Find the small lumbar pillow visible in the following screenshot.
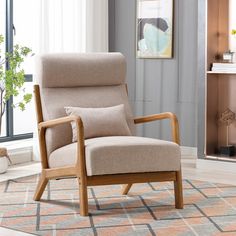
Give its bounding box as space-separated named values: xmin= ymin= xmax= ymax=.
xmin=65 ymin=104 xmax=131 ymax=142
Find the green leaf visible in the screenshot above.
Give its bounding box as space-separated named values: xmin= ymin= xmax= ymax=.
xmin=18 ymin=102 xmax=25 ymax=111
xmin=0 ymin=35 xmax=3 ymax=44
xmin=23 ymin=93 xmax=32 ymax=103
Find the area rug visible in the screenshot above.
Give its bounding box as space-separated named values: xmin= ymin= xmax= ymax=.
xmin=1 ymin=175 xmax=236 ymax=236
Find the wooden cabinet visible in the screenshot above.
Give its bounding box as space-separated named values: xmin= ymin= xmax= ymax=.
xmin=206 ymin=72 xmax=236 ymax=161
xmin=198 ymin=0 xmax=236 ymax=163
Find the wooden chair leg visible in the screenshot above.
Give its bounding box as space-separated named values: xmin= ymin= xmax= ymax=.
xmin=174 ymin=170 xmax=184 ymax=209
xmin=34 ymin=173 xmax=48 ymax=201
xmin=121 ymin=184 xmax=132 ymax=195
xmin=78 ymin=177 xmax=89 ymax=216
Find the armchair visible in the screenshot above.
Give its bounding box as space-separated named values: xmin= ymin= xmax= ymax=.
xmin=34 ymin=53 xmax=183 ymax=216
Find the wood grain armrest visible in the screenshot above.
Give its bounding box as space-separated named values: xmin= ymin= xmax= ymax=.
xmin=38 ymin=115 xmax=85 ymax=171
xmin=134 ymin=112 xmax=180 ymax=144
xmin=38 ymin=115 xmax=82 ymax=130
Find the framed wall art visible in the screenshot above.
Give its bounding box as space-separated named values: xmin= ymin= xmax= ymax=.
xmin=136 ymin=0 xmax=174 ymax=59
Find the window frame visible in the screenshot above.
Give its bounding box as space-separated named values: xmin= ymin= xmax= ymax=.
xmin=0 ymin=0 xmax=33 ymax=142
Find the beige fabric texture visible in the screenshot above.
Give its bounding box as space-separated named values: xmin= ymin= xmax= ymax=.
xmin=40 ymin=85 xmax=136 ymax=156
xmin=36 ymin=53 xmax=136 ymax=156
xmin=65 ymin=105 xmax=131 ymax=141
xmin=35 ymin=53 xmax=126 ymax=88
xmin=49 ymin=136 xmax=181 ymax=176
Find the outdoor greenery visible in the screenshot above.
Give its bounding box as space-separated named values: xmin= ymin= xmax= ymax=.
xmin=232 ymin=29 xmax=236 ymax=36
xmin=0 ymin=34 xmax=33 ymax=134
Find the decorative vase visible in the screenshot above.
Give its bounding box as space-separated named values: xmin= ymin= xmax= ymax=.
xmin=0 ymin=147 xmax=11 ymax=174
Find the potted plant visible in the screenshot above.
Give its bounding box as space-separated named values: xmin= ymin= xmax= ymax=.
xmin=0 ymin=34 xmax=33 ymax=173
xmin=0 ymin=147 xmax=11 ymax=174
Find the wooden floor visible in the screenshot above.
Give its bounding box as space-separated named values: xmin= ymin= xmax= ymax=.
xmin=1 ymin=155 xmax=236 ymax=235
xmin=0 ymin=226 xmax=34 ymax=236
xmin=182 ymin=156 xmax=236 ymax=185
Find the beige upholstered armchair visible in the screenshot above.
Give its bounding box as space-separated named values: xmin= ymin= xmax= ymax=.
xmin=34 ymin=53 xmax=183 ymax=216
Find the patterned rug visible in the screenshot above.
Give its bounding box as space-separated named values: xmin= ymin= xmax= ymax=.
xmin=1 ymin=175 xmax=236 ymax=236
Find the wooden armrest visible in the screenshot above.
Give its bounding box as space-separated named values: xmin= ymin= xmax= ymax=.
xmin=38 ymin=115 xmax=85 ymax=171
xmin=38 ymin=115 xmax=82 ymax=130
xmin=134 ymin=112 xmax=180 ymax=144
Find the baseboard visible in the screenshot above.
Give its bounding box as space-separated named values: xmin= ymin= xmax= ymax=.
xmin=180 ymin=146 xmax=197 ymax=158
xmin=8 ymin=148 xmax=32 ymax=165
xmin=197 ymin=159 xmax=236 ymax=174
xmin=1 ymin=139 xmax=33 ymax=165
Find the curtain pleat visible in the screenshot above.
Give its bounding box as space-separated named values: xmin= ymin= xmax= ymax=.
xmin=37 ymin=0 xmax=108 ymax=53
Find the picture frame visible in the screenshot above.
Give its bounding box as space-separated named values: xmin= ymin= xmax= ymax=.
xmin=136 ymin=0 xmax=174 ymax=59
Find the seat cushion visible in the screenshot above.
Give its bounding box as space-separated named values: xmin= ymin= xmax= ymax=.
xmin=48 ymin=136 xmax=181 ymax=176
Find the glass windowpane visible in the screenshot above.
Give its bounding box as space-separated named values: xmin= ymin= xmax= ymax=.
xmin=13 ymin=0 xmax=37 ymax=74
xmin=0 ymin=0 xmax=7 ymax=137
xmin=13 ymin=82 xmax=35 ymax=135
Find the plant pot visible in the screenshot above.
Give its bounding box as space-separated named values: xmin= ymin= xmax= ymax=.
xmin=0 ymin=156 xmax=8 ymax=174
xmin=0 ymin=147 xmax=11 ymax=174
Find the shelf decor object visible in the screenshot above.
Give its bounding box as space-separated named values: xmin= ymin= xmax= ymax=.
xmin=211 ymin=62 xmax=236 ymax=72
xmin=218 ymin=108 xmax=236 ymax=156
xmin=223 ymin=51 xmax=234 ymax=62
xmin=230 ymin=29 xmax=236 ymax=62
xmin=136 ymin=0 xmax=174 ymax=59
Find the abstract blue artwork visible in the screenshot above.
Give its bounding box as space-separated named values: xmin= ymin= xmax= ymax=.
xmin=137 ymin=0 xmax=173 ymax=58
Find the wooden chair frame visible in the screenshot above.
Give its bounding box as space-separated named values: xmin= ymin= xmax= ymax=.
xmin=33 ymin=84 xmax=183 ymax=216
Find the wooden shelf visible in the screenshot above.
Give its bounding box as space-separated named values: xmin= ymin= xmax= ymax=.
xmin=202 ymin=0 xmax=236 ymax=164
xmin=196 ymin=0 xmax=236 ymax=166
xmin=207 ymin=71 xmax=236 ymax=74
xmin=206 ymin=155 xmax=236 ymax=162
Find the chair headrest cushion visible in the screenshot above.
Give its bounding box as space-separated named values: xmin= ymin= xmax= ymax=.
xmin=35 ymin=53 xmax=126 ymax=88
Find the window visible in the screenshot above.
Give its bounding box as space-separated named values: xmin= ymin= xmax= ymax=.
xmin=0 ymin=0 xmax=7 ymax=138
xmin=0 ymin=0 xmax=34 ymax=142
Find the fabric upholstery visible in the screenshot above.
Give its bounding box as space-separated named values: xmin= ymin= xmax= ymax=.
xmin=35 ymin=53 xmax=126 ymax=88
xmin=40 ymin=85 xmax=135 ymax=156
xmin=65 ymin=105 xmax=131 ymax=141
xmin=36 ymin=53 xmax=136 ymax=156
xmin=49 ymin=136 xmax=181 ymax=176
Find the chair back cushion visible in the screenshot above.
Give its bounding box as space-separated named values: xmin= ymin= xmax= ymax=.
xmin=35 ymin=53 xmax=135 ymax=156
